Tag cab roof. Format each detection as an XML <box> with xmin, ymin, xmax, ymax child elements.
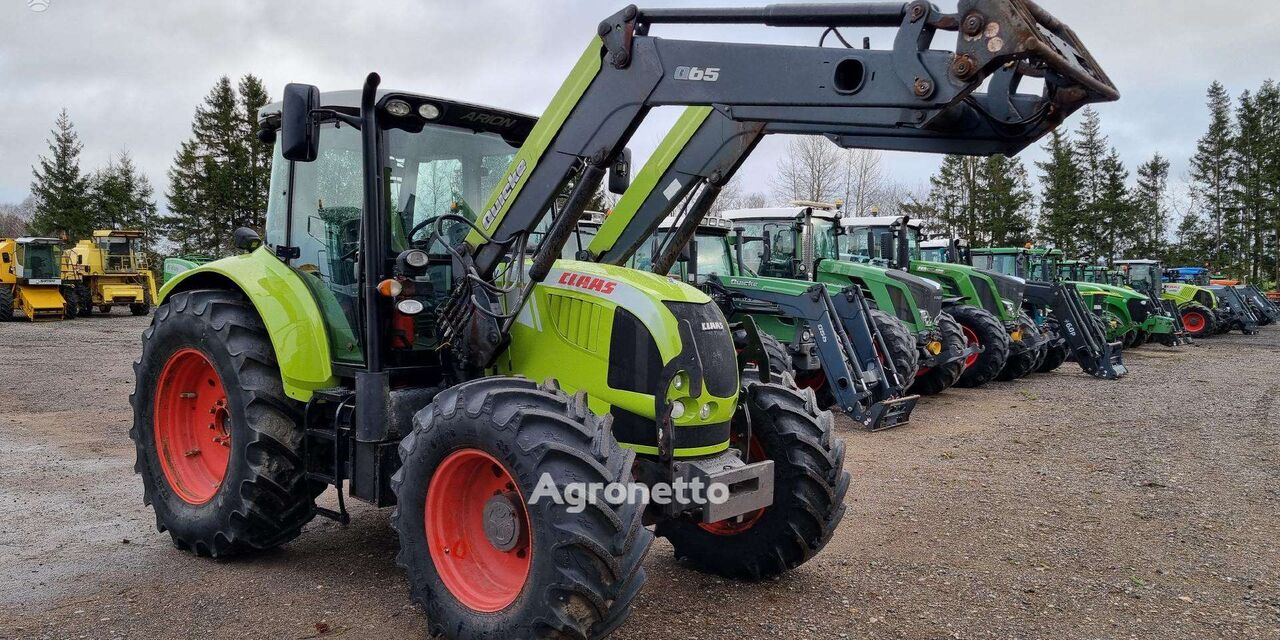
<box><xmin>721</xmin><ymin>207</ymin><xmax>840</xmax><ymax>222</ymax></box>
<box><xmin>841</xmin><ymin>215</ymin><xmax>923</xmax><ymax>229</ymax></box>
<box><xmin>93</xmin><ymin>229</ymin><xmax>144</xmax><ymax>238</ymax></box>
<box><xmin>1113</xmin><ymin>259</ymin><xmax>1159</xmax><ymax>265</ymax></box>
<box><xmin>14</xmin><ymin>237</ymin><xmax>61</xmax><ymax>245</ymax></box>
<box><xmin>921</xmin><ymin>239</ymin><xmax>951</xmax><ymax>249</ymax></box>
<box><xmin>258</xmin><ymin>89</ymin><xmax>537</xmax><ymax>145</ymax></box>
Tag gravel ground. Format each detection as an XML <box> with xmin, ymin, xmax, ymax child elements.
<box><xmin>1</xmin><ymin>314</ymin><xmax>1277</xmax><ymax>639</ymax></box>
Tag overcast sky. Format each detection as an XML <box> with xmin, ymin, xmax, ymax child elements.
<box><xmin>2</xmin><ymin>1</ymin><xmax>1279</xmax><ymax>216</ymax></box>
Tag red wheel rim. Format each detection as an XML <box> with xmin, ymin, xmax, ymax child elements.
<box><xmin>426</xmin><ymin>449</ymin><xmax>532</xmax><ymax>613</ymax></box>
<box><xmin>153</xmin><ymin>348</ymin><xmax>231</xmax><ymax>505</ymax></box>
<box><xmin>1184</xmin><ymin>311</ymin><xmax>1205</xmax><ymax>332</ymax></box>
<box><xmin>699</xmin><ymin>437</ymin><xmax>767</xmax><ymax>536</ymax></box>
<box><xmin>960</xmin><ymin>325</ymin><xmax>981</xmax><ymax>369</ymax></box>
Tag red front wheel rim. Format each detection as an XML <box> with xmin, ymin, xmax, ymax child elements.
<box><xmin>426</xmin><ymin>449</ymin><xmax>532</xmax><ymax>613</ymax></box>
<box><xmin>699</xmin><ymin>436</ymin><xmax>767</xmax><ymax>536</ymax></box>
<box><xmin>960</xmin><ymin>325</ymin><xmax>981</xmax><ymax>369</ymax></box>
<box><xmin>153</xmin><ymin>348</ymin><xmax>232</xmax><ymax>505</ymax></box>
<box><xmin>1184</xmin><ymin>312</ymin><xmax>1205</xmax><ymax>332</ymax></box>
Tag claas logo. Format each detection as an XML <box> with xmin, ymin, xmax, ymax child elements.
<box><xmin>558</xmin><ymin>271</ymin><xmax>617</xmax><ymax>294</ymax></box>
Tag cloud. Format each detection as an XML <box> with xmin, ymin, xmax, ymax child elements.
<box><xmin>1</xmin><ymin>0</ymin><xmax>1277</xmax><ymax>216</ymax></box>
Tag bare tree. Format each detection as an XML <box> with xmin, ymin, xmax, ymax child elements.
<box><xmin>0</xmin><ymin>195</ymin><xmax>35</xmax><ymax>237</ymax></box>
<box><xmin>771</xmin><ymin>136</ymin><xmax>843</xmax><ymax>204</ymax></box>
<box><xmin>839</xmin><ymin>148</ymin><xmax>886</xmax><ymax>216</ymax></box>
<box><xmin>712</xmin><ymin>175</ymin><xmax>770</xmax><ymax>213</ymax></box>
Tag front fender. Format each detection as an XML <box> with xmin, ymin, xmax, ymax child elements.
<box><xmin>159</xmin><ymin>247</ymin><xmax>337</xmax><ymax>401</ymax></box>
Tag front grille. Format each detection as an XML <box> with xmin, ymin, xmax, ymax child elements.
<box><xmin>608</xmin><ymin>308</ymin><xmax>662</xmax><ymax>394</ymax></box>
<box><xmin>886</xmin><ymin>270</ymin><xmax>942</xmax><ymax>326</ymax></box>
<box><xmin>972</xmin><ymin>277</ymin><xmax>1003</xmax><ymax>316</ymax></box>
<box><xmin>664</xmin><ymin>301</ymin><xmax>738</xmax><ymax>398</ymax></box>
<box><xmin>981</xmin><ymin>270</ymin><xmax>1025</xmax><ymax>312</ymax></box>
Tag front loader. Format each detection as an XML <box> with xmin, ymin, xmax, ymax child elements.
<box><xmin>971</xmin><ymin>246</ymin><xmax>1128</xmax><ymax>379</ymax></box>
<box><xmin>1235</xmin><ymin>284</ymin><xmax>1280</xmax><ymax>326</ymax></box>
<box><xmin>129</xmin><ymin>3</ymin><xmax>1116</xmax><ymax>639</ymax></box>
<box><xmin>1111</xmin><ymin>259</ymin><xmax>1191</xmax><ymax>346</ymax></box>
<box><xmin>0</xmin><ymin>237</ymin><xmax>75</xmax><ymax>321</ymax></box>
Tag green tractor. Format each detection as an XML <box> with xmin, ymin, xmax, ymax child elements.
<box><xmin>127</xmin><ymin>3</ymin><xmax>1114</xmax><ymax>638</ymax></box>
<box><xmin>841</xmin><ymin>216</ymin><xmax>1047</xmax><ymax>385</ymax></box>
<box><xmin>161</xmin><ymin>255</ymin><xmax>215</xmax><ymax>286</ymax></box>
<box><xmin>1111</xmin><ymin>259</ymin><xmax>1191</xmax><ymax>345</ymax></box>
<box><xmin>722</xmin><ymin>206</ymin><xmax>975</xmax><ymax>396</ymax></box>
<box><xmin>1057</xmin><ymin>258</ymin><xmax>1173</xmax><ymax>347</ymax></box>
<box><xmin>945</xmin><ymin>244</ymin><xmax>1129</xmax><ymax>379</ymax></box>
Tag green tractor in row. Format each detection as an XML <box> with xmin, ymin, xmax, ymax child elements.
<box><xmin>932</xmin><ymin>243</ymin><xmax>1129</xmax><ymax>379</ymax></box>
<box><xmin>842</xmin><ymin>216</ymin><xmax>1049</xmax><ymax>385</ymax></box>
<box><xmin>127</xmin><ymin>2</ymin><xmax>1115</xmax><ymax>638</ymax></box>
<box><xmin>1056</xmin><ymin>257</ymin><xmax>1180</xmax><ymax>348</ymax></box>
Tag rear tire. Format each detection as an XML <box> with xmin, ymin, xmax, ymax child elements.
<box><xmin>391</xmin><ymin>377</ymin><xmax>650</xmax><ymax>640</ymax></box>
<box><xmin>868</xmin><ymin>308</ymin><xmax>919</xmax><ymax>391</ymax></box>
<box><xmin>1179</xmin><ymin>302</ymin><xmax>1214</xmax><ymax>338</ymax></box>
<box><xmin>752</xmin><ymin>331</ymin><xmax>792</xmax><ymax>376</ymax></box>
<box><xmin>129</xmin><ymin>289</ymin><xmax>316</xmax><ymax>557</ymax></box>
<box><xmin>656</xmin><ymin>370</ymin><xmax>848</xmax><ymax>581</ymax></box>
<box><xmin>950</xmin><ymin>305</ymin><xmax>1010</xmax><ymax>388</ymax></box>
<box><xmin>0</xmin><ymin>286</ymin><xmax>13</xmax><ymax>322</ymax></box>
<box><xmin>910</xmin><ymin>312</ymin><xmax>964</xmax><ymax>396</ymax></box>
<box><xmin>76</xmin><ymin>283</ymin><xmax>93</xmax><ymax>316</ymax></box>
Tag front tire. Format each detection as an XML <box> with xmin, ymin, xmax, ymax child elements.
<box><xmin>950</xmin><ymin>306</ymin><xmax>1010</xmax><ymax>388</ymax></box>
<box><xmin>391</xmin><ymin>377</ymin><xmax>651</xmax><ymax>640</ymax></box>
<box><xmin>656</xmin><ymin>370</ymin><xmax>848</xmax><ymax>581</ymax></box>
<box><xmin>868</xmin><ymin>308</ymin><xmax>919</xmax><ymax>391</ymax></box>
<box><xmin>910</xmin><ymin>312</ymin><xmax>965</xmax><ymax>396</ymax></box>
<box><xmin>1036</xmin><ymin>317</ymin><xmax>1069</xmax><ymax>374</ymax></box>
<box><xmin>1179</xmin><ymin>302</ymin><xmax>1214</xmax><ymax>338</ymax></box>
<box><xmin>997</xmin><ymin>314</ymin><xmax>1040</xmax><ymax>382</ymax></box>
<box><xmin>0</xmin><ymin>286</ymin><xmax>14</xmax><ymax>322</ymax></box>
<box><xmin>62</xmin><ymin>287</ymin><xmax>79</xmax><ymax>319</ymax></box>
<box><xmin>130</xmin><ymin>290</ymin><xmax>316</xmax><ymax>557</ymax></box>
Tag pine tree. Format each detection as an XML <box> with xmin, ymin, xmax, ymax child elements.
<box><xmin>1130</xmin><ymin>153</ymin><xmax>1171</xmax><ymax>258</ymax></box>
<box><xmin>926</xmin><ymin>155</ymin><xmax>982</xmax><ymax>241</ymax></box>
<box><xmin>1093</xmin><ymin>149</ymin><xmax>1134</xmax><ymax>261</ymax></box>
<box><xmin>1189</xmin><ymin>81</ymin><xmax>1236</xmax><ymax>271</ymax></box>
<box><xmin>90</xmin><ymin>151</ymin><xmax>159</xmax><ymax>257</ymax></box>
<box><xmin>976</xmin><ymin>155</ymin><xmax>1034</xmax><ymax>246</ymax></box>
<box><xmin>163</xmin><ymin>75</ymin><xmax>273</xmax><ymax>255</ymax></box>
<box><xmin>1072</xmin><ymin>107</ymin><xmax>1110</xmax><ymax>259</ymax></box>
<box><xmin>29</xmin><ymin>109</ymin><xmax>92</xmax><ymax>239</ymax></box>
<box><xmin>1035</xmin><ymin>129</ymin><xmax>1082</xmax><ymax>253</ymax></box>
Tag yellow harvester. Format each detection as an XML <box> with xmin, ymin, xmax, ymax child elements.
<box><xmin>0</xmin><ymin>237</ymin><xmax>74</xmax><ymax>321</ymax></box>
<box><xmin>63</xmin><ymin>230</ymin><xmax>157</xmax><ymax>316</ymax></box>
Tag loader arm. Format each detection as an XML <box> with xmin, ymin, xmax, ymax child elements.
<box><xmin>452</xmin><ymin>0</ymin><xmax>1117</xmax><ymax>359</ymax></box>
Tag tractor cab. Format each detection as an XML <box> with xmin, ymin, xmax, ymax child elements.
<box><xmin>10</xmin><ymin>237</ymin><xmax>64</xmax><ymax>284</ymax></box>
<box><xmin>1057</xmin><ymin>260</ymin><xmax>1086</xmax><ymax>282</ymax></box>
<box><xmin>722</xmin><ymin>205</ymin><xmax>846</xmax><ymax>280</ymax></box>
<box><xmin>1169</xmin><ymin>267</ymin><xmax>1212</xmax><ymax>286</ymax></box>
<box><xmin>970</xmin><ymin>247</ymin><xmax>1031</xmax><ymax>280</ymax></box>
<box><xmin>919</xmin><ymin>238</ymin><xmax>970</xmax><ymax>265</ymax></box>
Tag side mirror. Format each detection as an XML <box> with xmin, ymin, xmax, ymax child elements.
<box><xmin>281</xmin><ymin>83</ymin><xmax>321</xmax><ymax>162</ymax></box>
<box><xmin>608</xmin><ymin>148</ymin><xmax>631</xmax><ymax>195</ymax></box>
<box><xmin>233</xmin><ymin>227</ymin><xmax>263</xmax><ymax>253</ymax></box>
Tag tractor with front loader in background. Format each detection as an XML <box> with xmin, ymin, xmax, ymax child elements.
<box><xmin>565</xmin><ymin>211</ymin><xmax>920</xmax><ymax>431</ymax></box>
<box><xmin>1169</xmin><ymin>267</ymin><xmax>1260</xmax><ymax>335</ymax></box>
<box><xmin>1162</xmin><ymin>266</ymin><xmax>1242</xmax><ymax>337</ymax></box>
<box><xmin>1057</xmin><ymin>257</ymin><xmax>1168</xmax><ymax>347</ymax></box>
<box><xmin>940</xmin><ymin>244</ymin><xmax>1128</xmax><ymax>379</ymax></box>
<box><xmin>841</xmin><ymin>216</ymin><xmax>1046</xmax><ymax>385</ymax></box>
<box><xmin>129</xmin><ymin>3</ymin><xmax>1115</xmax><ymax>638</ymax></box>
<box><xmin>0</xmin><ymin>236</ymin><xmax>75</xmax><ymax>321</ymax></box>
<box><xmin>64</xmin><ymin>229</ymin><xmax>158</xmax><ymax>316</ymax></box>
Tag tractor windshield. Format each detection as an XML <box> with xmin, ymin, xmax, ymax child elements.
<box><xmin>270</xmin><ymin>120</ymin><xmax>520</xmax><ymax>364</ymax></box>
<box><xmin>693</xmin><ymin>233</ymin><xmax>733</xmax><ymax>282</ymax></box>
<box><xmin>17</xmin><ymin>242</ymin><xmax>61</xmax><ymax>281</ymax></box>
<box><xmin>973</xmin><ymin>253</ymin><xmax>1018</xmax><ymax>277</ymax></box>
<box><xmin>96</xmin><ymin>236</ymin><xmax>138</xmax><ymax>272</ymax></box>
<box><xmin>1126</xmin><ymin>263</ymin><xmax>1160</xmax><ymax>293</ymax></box>
<box><xmin>735</xmin><ymin>219</ymin><xmax>799</xmax><ymax>278</ymax></box>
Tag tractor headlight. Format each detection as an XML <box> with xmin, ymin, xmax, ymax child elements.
<box><xmin>385</xmin><ymin>99</ymin><xmax>412</xmax><ymax>117</ymax></box>
<box><xmin>396</xmin><ymin>299</ymin><xmax>425</xmax><ymax>316</ymax></box>
<box><xmin>404</xmin><ymin>249</ymin><xmax>429</xmax><ymax>268</ymax></box>
<box><xmin>669</xmin><ymin>400</ymin><xmax>687</xmax><ymax>419</ymax></box>
<box><xmin>672</xmin><ymin>372</ymin><xmax>686</xmax><ymax>391</ymax></box>
<box><xmin>698</xmin><ymin>402</ymin><xmax>715</xmax><ymax>420</ymax></box>
<box><xmin>419</xmin><ymin>103</ymin><xmax>442</xmax><ymax>120</ymax></box>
